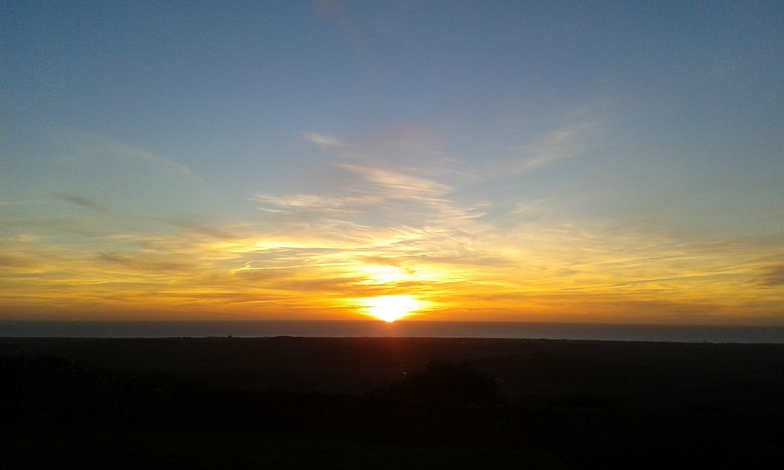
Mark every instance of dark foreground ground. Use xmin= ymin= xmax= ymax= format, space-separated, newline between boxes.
xmin=2 ymin=337 xmax=782 ymax=468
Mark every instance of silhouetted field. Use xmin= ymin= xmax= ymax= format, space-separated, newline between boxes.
xmin=2 ymin=337 xmax=782 ymax=468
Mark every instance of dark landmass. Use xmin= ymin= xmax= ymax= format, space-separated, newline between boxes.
xmin=2 ymin=337 xmax=782 ymax=468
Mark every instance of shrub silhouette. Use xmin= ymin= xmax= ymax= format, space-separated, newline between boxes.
xmin=395 ymin=360 xmax=497 ymax=403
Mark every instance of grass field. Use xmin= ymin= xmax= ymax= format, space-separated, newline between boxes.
xmin=2 ymin=337 xmax=782 ymax=468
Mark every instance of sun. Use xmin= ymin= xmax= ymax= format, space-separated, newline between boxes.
xmin=360 ymin=295 xmax=426 ymax=322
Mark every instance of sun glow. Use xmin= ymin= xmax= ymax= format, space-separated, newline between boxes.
xmin=360 ymin=295 xmax=426 ymax=322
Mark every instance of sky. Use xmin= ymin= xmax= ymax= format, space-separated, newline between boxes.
xmin=1 ymin=1 xmax=783 ymax=325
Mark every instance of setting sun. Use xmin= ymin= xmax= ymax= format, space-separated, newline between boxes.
xmin=360 ymin=295 xmax=427 ymax=322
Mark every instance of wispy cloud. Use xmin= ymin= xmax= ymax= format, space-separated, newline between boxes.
xmin=55 ymin=193 xmax=108 ymax=212
xmin=256 ymin=130 xmax=480 ymax=232
xmin=338 ymin=163 xmax=452 ymax=200
xmin=98 ymin=252 xmax=195 ymax=272
xmin=303 ymin=132 xmax=354 ymax=153
xmin=159 ymin=218 xmax=239 ymax=240
xmin=753 ymin=264 xmax=784 ymax=287
xmin=485 ymin=121 xmax=603 ymax=178
xmin=52 ymin=128 xmax=200 ymax=182
xmin=252 ymin=193 xmax=383 ymax=214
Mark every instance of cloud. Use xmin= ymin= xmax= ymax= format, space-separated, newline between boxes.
xmin=251 ymin=176 xmax=484 ymax=267
xmin=55 ymin=193 xmax=108 ymax=212
xmin=338 ymin=164 xmax=452 ymax=200
xmin=754 ymin=264 xmax=784 ymax=287
xmin=303 ymin=132 xmax=354 ymax=152
xmin=98 ymin=252 xmax=194 ymax=272
xmin=0 ymin=213 xmax=107 ymax=238
xmin=54 ymin=192 xmax=237 ymax=240
xmin=52 ymin=128 xmax=200 ymax=182
xmin=486 ymin=121 xmax=603 ymax=178
xmin=160 ymin=218 xmax=239 ymax=240
xmin=255 ymin=129 xmax=480 ymax=235
xmin=0 ymin=252 xmax=43 ymax=271
xmin=252 ymin=192 xmax=382 ymax=214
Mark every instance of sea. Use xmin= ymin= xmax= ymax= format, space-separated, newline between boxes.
xmin=1 ymin=321 xmax=783 ymax=343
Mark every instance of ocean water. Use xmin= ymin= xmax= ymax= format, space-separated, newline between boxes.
xmin=1 ymin=320 xmax=783 ymax=343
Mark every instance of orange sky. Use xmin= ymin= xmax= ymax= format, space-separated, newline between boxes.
xmin=2 ymin=210 xmax=782 ymax=325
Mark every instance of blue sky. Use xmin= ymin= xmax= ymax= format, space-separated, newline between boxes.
xmin=2 ymin=1 xmax=783 ymax=324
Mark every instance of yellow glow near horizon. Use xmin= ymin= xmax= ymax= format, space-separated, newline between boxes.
xmin=360 ymin=295 xmax=427 ymax=322
xmin=361 ymin=265 xmax=409 ymax=284
xmin=358 ymin=264 xmax=444 ymax=285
